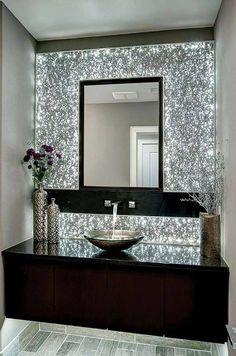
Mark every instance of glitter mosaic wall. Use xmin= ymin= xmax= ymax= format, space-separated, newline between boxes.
xmin=36 ymin=41 xmax=215 ymax=191
xmin=59 ymin=213 xmax=200 ymax=245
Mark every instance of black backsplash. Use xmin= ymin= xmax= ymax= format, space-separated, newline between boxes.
xmin=46 ymin=189 xmax=203 ymax=217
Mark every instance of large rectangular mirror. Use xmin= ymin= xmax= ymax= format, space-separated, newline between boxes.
xmin=79 ymin=77 xmax=163 ymax=190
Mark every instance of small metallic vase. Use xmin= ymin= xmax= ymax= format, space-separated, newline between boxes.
xmin=47 ymin=198 xmax=60 ymax=243
xmin=200 ymin=213 xmax=221 ymax=258
xmin=48 ymin=243 xmax=59 ymax=256
xmin=33 ymin=183 xmax=48 ymax=242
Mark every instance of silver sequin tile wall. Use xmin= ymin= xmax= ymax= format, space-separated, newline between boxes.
xmin=36 ymin=41 xmax=215 ymax=191
xmin=59 ymin=213 xmax=200 ymax=245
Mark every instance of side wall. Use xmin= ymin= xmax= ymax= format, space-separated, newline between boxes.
xmin=0 ymin=2 xmax=36 ymax=346
xmin=215 ymin=0 xmax=236 ymax=324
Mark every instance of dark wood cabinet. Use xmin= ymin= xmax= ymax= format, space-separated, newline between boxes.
xmin=164 ymin=270 xmax=196 ymax=339
xmin=2 ymin=240 xmax=229 ymax=343
xmin=54 ymin=262 xmax=108 ymax=328
xmin=107 ymin=266 xmax=164 ymax=335
xmin=164 ymin=268 xmax=229 ymax=343
xmin=4 ymin=256 xmax=54 ymax=322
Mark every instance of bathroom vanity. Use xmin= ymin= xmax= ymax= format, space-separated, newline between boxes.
xmin=2 ymin=238 xmax=229 ymax=343
xmin=8 ymin=42 xmax=226 ymax=344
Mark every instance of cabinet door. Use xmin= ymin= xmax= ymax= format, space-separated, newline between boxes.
xmin=107 ymin=266 xmax=164 ymax=335
xmin=164 ymin=268 xmax=228 ymax=343
xmin=4 ymin=257 xmax=54 ymax=321
xmin=54 ymin=262 xmax=108 ymax=328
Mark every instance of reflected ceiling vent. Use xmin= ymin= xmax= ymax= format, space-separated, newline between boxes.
xmin=112 ymin=91 xmax=138 ymax=100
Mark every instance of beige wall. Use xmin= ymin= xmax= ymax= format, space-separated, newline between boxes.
xmin=215 ymin=0 xmax=236 ymax=324
xmin=0 ymin=1 xmax=35 ymax=340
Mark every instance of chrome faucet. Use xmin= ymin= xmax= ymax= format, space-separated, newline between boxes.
xmin=112 ymin=201 xmax=122 ymax=206
xmin=112 ymin=201 xmax=122 ymax=232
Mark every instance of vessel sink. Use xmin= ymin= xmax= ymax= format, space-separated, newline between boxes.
xmin=84 ymin=229 xmax=144 ymax=251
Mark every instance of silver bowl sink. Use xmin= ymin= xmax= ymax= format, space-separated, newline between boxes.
xmin=84 ymin=229 xmax=144 ymax=251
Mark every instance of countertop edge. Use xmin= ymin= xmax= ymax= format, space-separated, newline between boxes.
xmin=2 ymin=243 xmax=229 ymax=272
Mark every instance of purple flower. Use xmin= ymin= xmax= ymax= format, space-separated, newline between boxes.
xmin=23 ymin=155 xmax=30 ymax=162
xmin=42 ymin=144 xmax=53 ymax=153
xmin=48 ymin=159 xmax=53 ymax=165
xmin=56 ymin=152 xmax=62 ymax=159
xmin=26 ymin=148 xmax=35 ymax=156
xmin=33 ymin=152 xmax=41 ymax=160
xmin=46 ymin=145 xmax=54 ymax=153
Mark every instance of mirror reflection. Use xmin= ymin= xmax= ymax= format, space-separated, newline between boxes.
xmin=81 ymin=78 xmax=162 ymax=189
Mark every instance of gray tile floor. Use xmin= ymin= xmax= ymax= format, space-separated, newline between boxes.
xmin=16 ymin=329 xmax=213 ymax=356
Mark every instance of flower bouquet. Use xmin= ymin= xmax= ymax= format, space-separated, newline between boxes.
xmin=22 ymin=144 xmax=62 ymax=242
xmin=23 ymin=144 xmax=62 ymax=186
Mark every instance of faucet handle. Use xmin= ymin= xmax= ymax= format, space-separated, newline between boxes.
xmin=104 ymin=200 xmax=112 ymax=207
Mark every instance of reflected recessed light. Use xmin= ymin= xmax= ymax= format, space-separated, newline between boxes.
xmin=112 ymin=91 xmax=138 ymax=100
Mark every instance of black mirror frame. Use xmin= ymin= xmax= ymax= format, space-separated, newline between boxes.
xmin=79 ymin=76 xmax=163 ymax=192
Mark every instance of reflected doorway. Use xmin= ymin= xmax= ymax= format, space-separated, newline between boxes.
xmin=130 ymin=126 xmax=158 ymax=188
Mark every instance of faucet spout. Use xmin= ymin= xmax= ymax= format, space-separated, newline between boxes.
xmin=112 ymin=201 xmax=122 ymax=206
xmin=112 ymin=201 xmax=122 ymax=234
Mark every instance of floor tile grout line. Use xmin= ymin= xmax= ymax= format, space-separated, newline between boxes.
xmin=39 ymin=328 xmax=66 ymax=334
xmin=71 ymin=333 xmax=114 ymax=341
xmin=118 ymin=346 xmax=138 ymax=350
xmin=95 ymin=337 xmax=104 ymax=356
xmin=116 ymin=348 xmax=137 ymax=355
xmin=65 ymin=334 xmax=85 ymax=344
xmin=119 ymin=346 xmax=138 ymax=351
xmin=76 ymin=337 xmax=83 ymax=355
xmin=117 ymin=341 xmax=138 ymax=352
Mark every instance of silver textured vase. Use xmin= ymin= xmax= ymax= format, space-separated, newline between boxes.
xmin=200 ymin=213 xmax=221 ymax=258
xmin=48 ymin=243 xmax=59 ymax=255
xmin=47 ymin=198 xmax=60 ymax=243
xmin=33 ymin=183 xmax=48 ymax=242
xmin=34 ymin=241 xmax=48 ymax=255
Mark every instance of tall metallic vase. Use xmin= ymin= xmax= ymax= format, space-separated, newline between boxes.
xmin=47 ymin=198 xmax=60 ymax=243
xmin=200 ymin=213 xmax=221 ymax=258
xmin=33 ymin=183 xmax=48 ymax=242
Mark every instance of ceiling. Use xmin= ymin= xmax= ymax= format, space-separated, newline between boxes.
xmin=2 ymin=0 xmax=222 ymax=41
xmin=85 ymin=82 xmax=159 ymax=104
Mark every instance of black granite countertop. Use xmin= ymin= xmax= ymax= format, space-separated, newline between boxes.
xmin=2 ymin=238 xmax=229 ymax=271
